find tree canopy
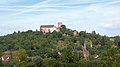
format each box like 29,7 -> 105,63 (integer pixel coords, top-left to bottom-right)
0,28 -> 120,67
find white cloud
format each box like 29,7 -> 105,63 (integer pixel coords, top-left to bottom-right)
2,0 -> 111,16
0,0 -> 21,5
104,23 -> 120,30
104,23 -> 113,28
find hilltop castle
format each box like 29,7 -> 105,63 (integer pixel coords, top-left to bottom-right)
40,22 -> 62,33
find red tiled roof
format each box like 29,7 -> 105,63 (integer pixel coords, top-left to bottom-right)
0,55 -> 11,62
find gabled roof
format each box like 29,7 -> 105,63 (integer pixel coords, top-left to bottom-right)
0,55 -> 11,62
40,25 -> 54,28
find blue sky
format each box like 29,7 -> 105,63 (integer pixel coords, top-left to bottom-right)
0,0 -> 120,36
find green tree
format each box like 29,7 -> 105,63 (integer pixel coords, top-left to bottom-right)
15,48 -> 28,62
15,48 -> 29,67
118,41 -> 120,48
43,57 -> 57,67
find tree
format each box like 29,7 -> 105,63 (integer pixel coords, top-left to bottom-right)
118,41 -> 120,48
0,51 -> 3,57
15,48 -> 30,67
114,36 -> 120,45
43,57 -> 57,67
0,51 -> 4,66
61,25 -> 66,33
15,48 -> 28,62
92,31 -> 96,35
79,31 -> 86,37
61,25 -> 66,30
0,61 -> 4,67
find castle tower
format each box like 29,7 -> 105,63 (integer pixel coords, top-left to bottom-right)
58,22 -> 62,28
57,22 -> 62,32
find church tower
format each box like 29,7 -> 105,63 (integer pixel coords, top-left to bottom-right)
84,38 -> 86,49
83,38 -> 89,60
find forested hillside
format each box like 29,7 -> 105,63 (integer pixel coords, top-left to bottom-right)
0,27 -> 120,67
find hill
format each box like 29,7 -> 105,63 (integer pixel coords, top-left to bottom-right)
0,27 -> 120,67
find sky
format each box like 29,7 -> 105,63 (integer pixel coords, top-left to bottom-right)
0,0 -> 120,36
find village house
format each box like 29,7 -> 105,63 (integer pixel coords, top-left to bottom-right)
112,44 -> 118,48
0,51 -> 12,62
73,30 -> 78,36
1,55 -> 11,62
